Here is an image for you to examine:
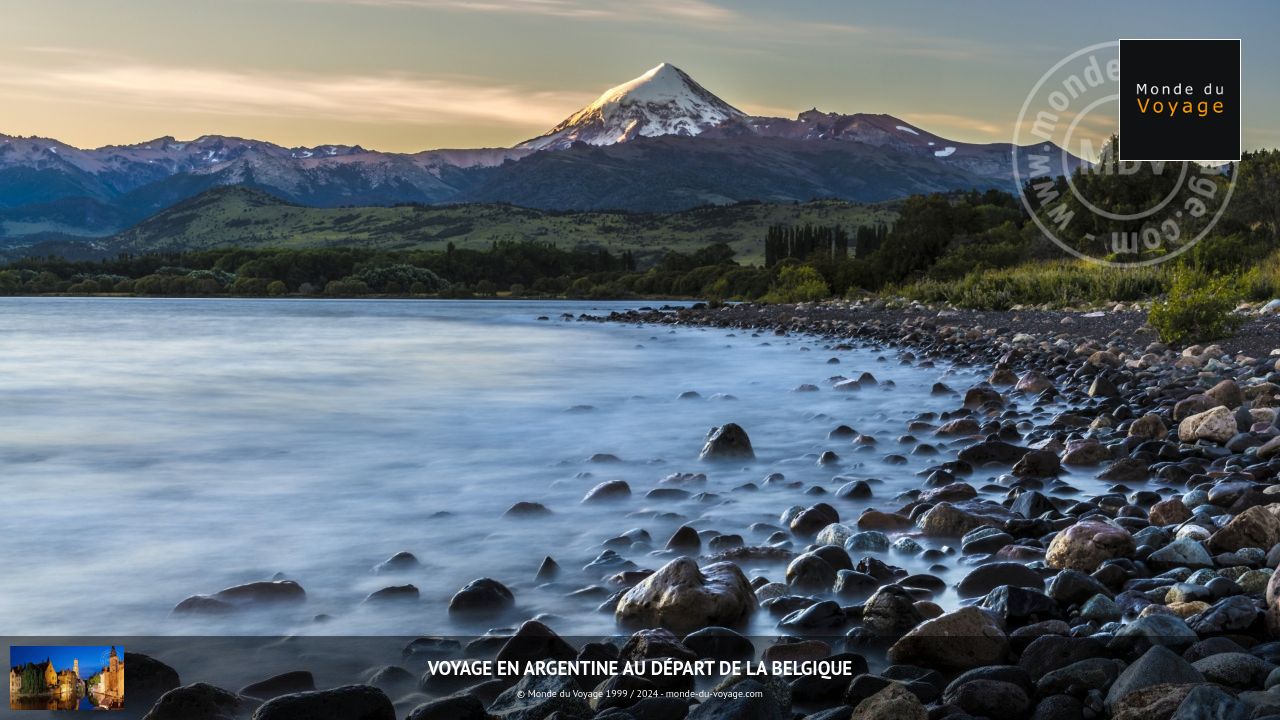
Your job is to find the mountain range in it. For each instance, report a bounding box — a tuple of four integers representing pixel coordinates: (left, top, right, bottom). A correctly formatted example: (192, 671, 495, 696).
(0, 62, 1079, 251)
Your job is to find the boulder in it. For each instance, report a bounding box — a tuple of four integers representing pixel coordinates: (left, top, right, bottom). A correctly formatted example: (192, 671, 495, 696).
(251, 685, 394, 720)
(1104, 646, 1204, 711)
(850, 682, 926, 720)
(886, 606, 1009, 671)
(956, 562, 1044, 598)
(1128, 413, 1168, 440)
(1177, 406, 1237, 444)
(1207, 505, 1280, 553)
(1045, 521, 1135, 572)
(143, 683, 245, 720)
(862, 585, 926, 637)
(583, 480, 631, 503)
(447, 578, 514, 616)
(488, 675, 590, 720)
(615, 557, 755, 633)
(700, 424, 754, 460)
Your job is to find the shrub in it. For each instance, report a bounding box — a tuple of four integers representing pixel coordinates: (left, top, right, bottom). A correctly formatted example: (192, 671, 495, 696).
(323, 278, 370, 296)
(1147, 266, 1243, 345)
(763, 265, 831, 304)
(267, 280, 288, 296)
(352, 264, 447, 293)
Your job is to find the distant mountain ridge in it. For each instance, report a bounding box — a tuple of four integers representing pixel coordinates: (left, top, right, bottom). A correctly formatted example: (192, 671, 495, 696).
(0, 62, 1080, 249)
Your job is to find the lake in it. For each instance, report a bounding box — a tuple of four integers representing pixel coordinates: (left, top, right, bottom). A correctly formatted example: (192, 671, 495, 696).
(0, 297, 988, 638)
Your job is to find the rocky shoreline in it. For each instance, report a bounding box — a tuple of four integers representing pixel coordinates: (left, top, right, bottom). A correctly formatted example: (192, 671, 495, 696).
(125, 299, 1280, 720)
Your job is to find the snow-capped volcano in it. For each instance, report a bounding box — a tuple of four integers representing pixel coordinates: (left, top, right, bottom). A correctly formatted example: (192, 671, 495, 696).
(517, 63, 745, 151)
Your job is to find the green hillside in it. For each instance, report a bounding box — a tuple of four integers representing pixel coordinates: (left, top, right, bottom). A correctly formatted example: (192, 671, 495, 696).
(107, 186, 896, 265)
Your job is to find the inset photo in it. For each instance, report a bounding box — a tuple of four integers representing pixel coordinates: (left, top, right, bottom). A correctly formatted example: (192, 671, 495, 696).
(9, 646, 124, 712)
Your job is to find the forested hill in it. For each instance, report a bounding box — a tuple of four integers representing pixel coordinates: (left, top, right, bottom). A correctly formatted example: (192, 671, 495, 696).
(91, 187, 895, 265)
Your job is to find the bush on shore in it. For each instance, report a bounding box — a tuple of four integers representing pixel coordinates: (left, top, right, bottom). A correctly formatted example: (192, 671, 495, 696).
(1147, 266, 1244, 345)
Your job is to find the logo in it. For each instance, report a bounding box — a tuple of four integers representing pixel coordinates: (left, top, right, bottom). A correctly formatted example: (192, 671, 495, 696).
(1012, 41, 1238, 267)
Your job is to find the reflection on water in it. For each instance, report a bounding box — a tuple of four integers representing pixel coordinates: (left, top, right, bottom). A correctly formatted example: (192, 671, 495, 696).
(0, 297, 1058, 639)
(8, 693, 110, 711)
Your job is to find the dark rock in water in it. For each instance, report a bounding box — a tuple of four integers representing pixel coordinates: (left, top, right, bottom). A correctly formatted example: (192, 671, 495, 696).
(363, 585, 418, 603)
(700, 423, 754, 460)
(861, 585, 925, 637)
(496, 620, 578, 665)
(143, 682, 244, 720)
(964, 385, 1005, 408)
(615, 557, 755, 633)
(126, 652, 182, 709)
(887, 606, 1010, 671)
(683, 626, 754, 661)
(790, 503, 839, 536)
(187, 580, 305, 611)
(1111, 613, 1198, 652)
(240, 671, 316, 701)
(1099, 457, 1150, 483)
(1104, 646, 1204, 711)
(364, 666, 415, 695)
(666, 525, 702, 553)
(447, 578, 515, 616)
(958, 439, 1027, 465)
(406, 695, 487, 720)
(589, 453, 623, 463)
(592, 675, 659, 712)
(252, 685, 395, 720)
(833, 570, 879, 600)
(373, 551, 419, 573)
(836, 480, 872, 499)
(583, 480, 632, 503)
(1045, 520, 1135, 572)
(505, 501, 552, 517)
(1168, 683, 1250, 720)
(535, 556, 560, 581)
(942, 665, 1032, 697)
(489, 675, 589, 720)
(943, 679, 1029, 720)
(979, 585, 1060, 625)
(957, 562, 1044, 598)
(1089, 374, 1119, 398)
(829, 425, 858, 438)
(1012, 450, 1061, 478)
(1011, 489, 1055, 518)
(786, 553, 837, 592)
(778, 600, 846, 632)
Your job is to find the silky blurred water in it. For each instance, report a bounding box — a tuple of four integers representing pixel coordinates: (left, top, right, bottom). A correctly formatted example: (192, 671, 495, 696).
(0, 297, 991, 638)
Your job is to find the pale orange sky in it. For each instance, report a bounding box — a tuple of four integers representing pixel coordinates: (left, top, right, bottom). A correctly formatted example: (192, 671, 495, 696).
(2, 0, 1277, 152)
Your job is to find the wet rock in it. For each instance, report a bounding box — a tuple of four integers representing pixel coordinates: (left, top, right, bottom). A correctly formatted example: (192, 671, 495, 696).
(1016, 372, 1054, 394)
(1191, 652, 1273, 688)
(1128, 413, 1168, 440)
(816, 523, 855, 547)
(240, 672, 315, 701)
(1045, 520, 1135, 572)
(785, 553, 837, 592)
(1061, 439, 1111, 465)
(1110, 683, 1196, 720)
(1189, 595, 1261, 634)
(956, 562, 1043, 598)
(251, 685, 394, 720)
(1178, 406, 1237, 444)
(176, 580, 305, 614)
(496, 620, 577, 665)
(615, 557, 755, 633)
(142, 683, 245, 720)
(1207, 504, 1280, 553)
(779, 600, 847, 632)
(1013, 450, 1061, 477)
(363, 585, 418, 604)
(689, 677, 788, 719)
(406, 695, 487, 720)
(1104, 646, 1204, 711)
(489, 675, 589, 720)
(1206, 379, 1244, 408)
(979, 585, 1059, 626)
(916, 502, 989, 537)
(666, 525, 701, 553)
(964, 385, 1005, 409)
(505, 501, 552, 517)
(447, 578, 515, 616)
(791, 503, 840, 536)
(862, 585, 925, 637)
(943, 679, 1030, 720)
(535, 556, 560, 581)
(1149, 498, 1192, 526)
(1017, 635, 1106, 678)
(845, 531, 891, 552)
(683, 626, 754, 661)
(583, 480, 632, 503)
(1035, 658, 1122, 697)
(957, 439, 1026, 465)
(125, 652, 182, 709)
(373, 551, 419, 573)
(886, 606, 1009, 671)
(849, 682, 926, 720)
(1046, 568, 1113, 606)
(856, 510, 913, 531)
(700, 424, 754, 460)
(1147, 538, 1214, 570)
(1169, 684, 1250, 720)
(834, 570, 879, 600)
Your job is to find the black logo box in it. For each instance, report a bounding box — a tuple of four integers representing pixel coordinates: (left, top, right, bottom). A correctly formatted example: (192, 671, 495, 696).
(1119, 39, 1241, 162)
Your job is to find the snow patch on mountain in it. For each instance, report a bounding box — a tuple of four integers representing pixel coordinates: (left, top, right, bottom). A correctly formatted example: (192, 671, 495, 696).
(934, 146, 956, 157)
(517, 63, 745, 151)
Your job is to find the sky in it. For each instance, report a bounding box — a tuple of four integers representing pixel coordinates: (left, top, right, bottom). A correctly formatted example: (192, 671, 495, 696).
(1, 0, 1277, 153)
(9, 645, 118, 678)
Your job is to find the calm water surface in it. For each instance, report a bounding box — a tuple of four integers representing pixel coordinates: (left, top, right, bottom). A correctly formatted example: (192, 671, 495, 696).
(0, 297, 1015, 638)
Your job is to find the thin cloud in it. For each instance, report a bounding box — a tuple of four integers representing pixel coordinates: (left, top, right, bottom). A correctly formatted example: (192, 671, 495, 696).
(0, 62, 592, 128)
(902, 113, 1007, 137)
(298, 0, 736, 22)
